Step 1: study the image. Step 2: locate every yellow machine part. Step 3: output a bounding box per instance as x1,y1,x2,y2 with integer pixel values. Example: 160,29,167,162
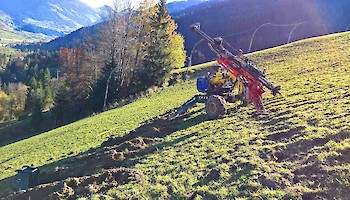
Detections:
210,69,229,85
210,69,245,95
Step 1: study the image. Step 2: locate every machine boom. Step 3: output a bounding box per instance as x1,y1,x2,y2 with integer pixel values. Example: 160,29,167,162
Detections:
190,23,281,113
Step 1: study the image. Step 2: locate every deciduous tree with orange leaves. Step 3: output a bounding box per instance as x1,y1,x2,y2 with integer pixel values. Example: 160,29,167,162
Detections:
54,47,95,121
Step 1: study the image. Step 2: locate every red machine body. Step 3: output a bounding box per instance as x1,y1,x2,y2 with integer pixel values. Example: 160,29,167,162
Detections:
217,57,265,112
191,23,281,113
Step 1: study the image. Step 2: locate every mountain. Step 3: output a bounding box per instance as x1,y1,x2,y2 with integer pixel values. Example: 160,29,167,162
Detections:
171,0,350,64
0,0,106,37
0,10,50,46
0,10,13,28
17,0,211,51
17,5,115,51
167,0,212,14
24,0,350,64
16,22,102,51
1,31,350,199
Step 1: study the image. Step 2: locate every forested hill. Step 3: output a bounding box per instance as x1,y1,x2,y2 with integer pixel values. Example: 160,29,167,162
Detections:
21,0,350,65
16,0,211,51
16,22,103,51
172,0,350,64
167,0,211,14
0,0,105,37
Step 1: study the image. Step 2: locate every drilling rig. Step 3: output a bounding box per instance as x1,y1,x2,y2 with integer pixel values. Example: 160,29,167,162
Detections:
169,23,281,120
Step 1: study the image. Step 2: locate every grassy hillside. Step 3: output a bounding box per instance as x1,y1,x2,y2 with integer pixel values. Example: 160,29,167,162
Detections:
0,84,198,194
0,26,44,45
174,0,350,64
0,12,48,46
1,31,350,199
0,46,18,55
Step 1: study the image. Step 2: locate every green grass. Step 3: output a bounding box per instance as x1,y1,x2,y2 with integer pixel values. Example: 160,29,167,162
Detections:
171,61,218,74
1,12,45,45
1,32,350,199
0,27,45,45
0,83,197,181
0,46,19,55
0,29,27,44
0,29,27,40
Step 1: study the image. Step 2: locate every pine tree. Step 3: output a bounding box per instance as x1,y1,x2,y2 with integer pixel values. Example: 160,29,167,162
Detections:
42,68,53,108
141,0,172,88
33,64,39,77
24,77,43,114
29,77,38,90
52,82,70,122
31,99,42,127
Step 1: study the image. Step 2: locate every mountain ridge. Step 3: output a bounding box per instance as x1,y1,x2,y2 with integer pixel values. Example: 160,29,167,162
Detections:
167,0,211,14
172,0,350,63
0,0,107,38
22,0,350,64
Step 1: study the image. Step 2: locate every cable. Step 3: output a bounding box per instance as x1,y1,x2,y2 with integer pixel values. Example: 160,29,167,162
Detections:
189,21,307,65
221,28,257,38
248,21,307,52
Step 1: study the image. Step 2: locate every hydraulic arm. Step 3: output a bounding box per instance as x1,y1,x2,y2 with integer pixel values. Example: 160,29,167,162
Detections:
169,23,281,120
190,23,281,113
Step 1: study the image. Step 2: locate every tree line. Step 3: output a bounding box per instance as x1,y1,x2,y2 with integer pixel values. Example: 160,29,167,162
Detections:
0,50,55,122
0,0,186,126
54,0,185,123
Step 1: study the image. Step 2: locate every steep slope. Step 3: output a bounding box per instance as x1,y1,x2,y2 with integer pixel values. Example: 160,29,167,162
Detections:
0,0,103,37
173,0,350,64
0,11,19,45
19,22,103,51
17,0,214,51
0,10,13,28
26,0,350,60
1,32,350,198
167,0,212,14
0,10,48,46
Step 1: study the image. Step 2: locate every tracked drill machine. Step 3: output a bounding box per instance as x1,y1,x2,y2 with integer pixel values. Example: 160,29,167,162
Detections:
169,23,281,120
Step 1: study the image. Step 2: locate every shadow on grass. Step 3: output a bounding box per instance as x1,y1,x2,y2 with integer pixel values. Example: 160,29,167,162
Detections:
273,130,350,163
258,110,350,199
191,157,255,199
0,109,208,198
0,112,70,148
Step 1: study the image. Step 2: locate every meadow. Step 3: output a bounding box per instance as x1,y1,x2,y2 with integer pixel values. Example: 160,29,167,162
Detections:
102,32,350,199
0,46,18,55
1,31,350,199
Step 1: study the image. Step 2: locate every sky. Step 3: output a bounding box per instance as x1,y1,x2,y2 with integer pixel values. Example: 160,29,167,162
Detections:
80,0,183,8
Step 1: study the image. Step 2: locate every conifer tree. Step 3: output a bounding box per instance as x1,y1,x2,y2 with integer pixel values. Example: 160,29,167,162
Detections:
31,99,42,127
42,68,53,108
52,82,70,122
24,77,44,114
141,0,172,88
